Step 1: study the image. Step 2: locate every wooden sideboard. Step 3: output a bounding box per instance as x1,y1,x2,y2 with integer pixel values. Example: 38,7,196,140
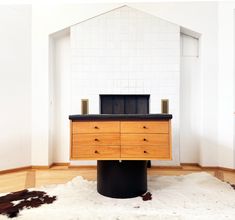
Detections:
69,114,172,161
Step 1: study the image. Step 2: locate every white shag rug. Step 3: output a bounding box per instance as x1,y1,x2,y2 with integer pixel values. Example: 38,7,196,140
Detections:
1,172,235,220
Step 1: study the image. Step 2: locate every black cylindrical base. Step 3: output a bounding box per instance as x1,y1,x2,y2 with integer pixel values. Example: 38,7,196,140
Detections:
97,160,147,198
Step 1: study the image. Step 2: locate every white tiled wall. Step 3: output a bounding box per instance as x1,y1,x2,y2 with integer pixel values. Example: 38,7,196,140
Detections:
70,6,180,165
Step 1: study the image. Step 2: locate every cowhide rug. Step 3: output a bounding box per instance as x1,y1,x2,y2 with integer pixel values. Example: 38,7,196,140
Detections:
0,189,56,218
1,172,235,220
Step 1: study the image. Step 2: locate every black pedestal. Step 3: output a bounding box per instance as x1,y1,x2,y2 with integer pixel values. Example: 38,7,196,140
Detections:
97,160,147,198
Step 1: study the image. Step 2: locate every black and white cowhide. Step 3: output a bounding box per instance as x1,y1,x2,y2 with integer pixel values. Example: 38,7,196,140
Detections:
0,189,56,218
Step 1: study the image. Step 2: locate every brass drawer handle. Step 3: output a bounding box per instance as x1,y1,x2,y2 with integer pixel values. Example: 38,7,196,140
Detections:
143,126,147,129
94,138,99,141
144,150,148,154
94,150,99,154
94,126,99,129
143,138,147,141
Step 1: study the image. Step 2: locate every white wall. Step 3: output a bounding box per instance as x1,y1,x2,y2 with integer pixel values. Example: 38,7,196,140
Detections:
50,30,71,163
70,6,180,166
180,34,201,163
0,2,233,170
32,3,124,166
0,5,31,170
31,2,219,167
31,2,235,168
217,2,235,169
131,2,219,166
130,2,221,167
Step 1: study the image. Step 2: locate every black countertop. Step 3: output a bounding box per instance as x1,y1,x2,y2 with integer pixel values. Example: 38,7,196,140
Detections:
69,114,172,121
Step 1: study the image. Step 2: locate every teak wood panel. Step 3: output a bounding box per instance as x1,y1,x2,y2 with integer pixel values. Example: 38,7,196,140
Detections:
73,133,120,146
168,120,172,161
120,121,168,133
121,145,170,159
72,121,120,134
71,145,120,159
121,134,168,146
70,120,172,160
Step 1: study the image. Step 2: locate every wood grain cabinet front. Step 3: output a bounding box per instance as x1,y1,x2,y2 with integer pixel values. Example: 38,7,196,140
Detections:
73,134,120,146
71,145,120,159
121,145,170,159
70,120,172,160
121,134,169,146
120,121,168,134
73,121,120,134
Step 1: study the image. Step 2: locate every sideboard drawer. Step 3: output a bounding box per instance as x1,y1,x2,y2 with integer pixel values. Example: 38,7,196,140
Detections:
121,134,168,146
72,121,120,134
73,133,120,146
71,145,120,159
70,118,172,160
121,145,170,159
120,121,169,134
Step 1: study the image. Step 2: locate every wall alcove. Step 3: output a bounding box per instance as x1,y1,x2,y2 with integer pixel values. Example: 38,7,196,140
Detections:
49,5,201,167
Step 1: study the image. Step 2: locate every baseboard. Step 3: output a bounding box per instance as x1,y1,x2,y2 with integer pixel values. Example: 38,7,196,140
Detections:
31,166,51,169
68,165,97,169
180,163,200,167
150,165,182,169
200,166,235,172
181,163,235,172
0,166,31,175
218,166,235,172
51,162,70,167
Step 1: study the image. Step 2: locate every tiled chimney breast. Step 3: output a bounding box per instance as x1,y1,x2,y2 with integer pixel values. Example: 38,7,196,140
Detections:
70,6,180,165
